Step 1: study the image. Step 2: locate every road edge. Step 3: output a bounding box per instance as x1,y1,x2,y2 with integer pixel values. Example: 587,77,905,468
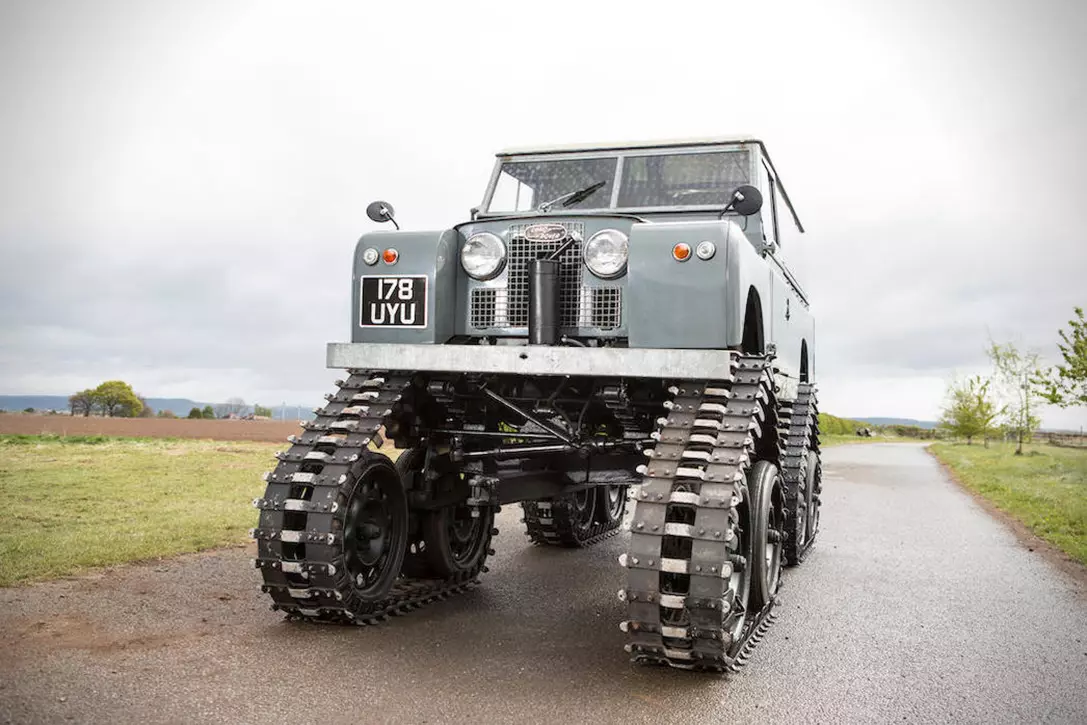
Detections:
926,446,1087,596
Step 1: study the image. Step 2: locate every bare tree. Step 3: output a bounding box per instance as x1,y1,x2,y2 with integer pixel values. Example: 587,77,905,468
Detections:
214,397,248,418
988,341,1042,455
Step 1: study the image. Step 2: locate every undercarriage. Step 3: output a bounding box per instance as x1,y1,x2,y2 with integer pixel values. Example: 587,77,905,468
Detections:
253,353,821,671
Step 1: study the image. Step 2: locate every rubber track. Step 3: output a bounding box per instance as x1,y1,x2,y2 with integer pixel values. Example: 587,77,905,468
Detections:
521,496,623,547
621,353,781,671
252,371,492,625
780,384,820,564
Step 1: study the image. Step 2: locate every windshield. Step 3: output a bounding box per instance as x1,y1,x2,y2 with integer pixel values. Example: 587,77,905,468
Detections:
487,157,618,213
617,151,750,207
485,148,751,214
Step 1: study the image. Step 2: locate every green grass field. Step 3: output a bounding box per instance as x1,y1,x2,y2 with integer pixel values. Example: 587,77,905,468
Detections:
821,433,899,447
929,442,1087,565
0,435,276,586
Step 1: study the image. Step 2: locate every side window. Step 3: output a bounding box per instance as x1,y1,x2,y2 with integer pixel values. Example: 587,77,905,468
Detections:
771,175,783,249
759,160,778,247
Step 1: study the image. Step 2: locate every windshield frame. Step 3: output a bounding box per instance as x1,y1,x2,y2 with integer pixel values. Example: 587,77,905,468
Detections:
479,143,756,217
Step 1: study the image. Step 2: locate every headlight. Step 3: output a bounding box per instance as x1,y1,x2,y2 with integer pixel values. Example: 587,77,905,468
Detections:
461,232,506,280
584,229,629,279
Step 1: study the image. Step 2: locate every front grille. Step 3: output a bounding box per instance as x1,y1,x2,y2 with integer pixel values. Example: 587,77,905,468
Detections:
468,221,622,332
507,226,583,327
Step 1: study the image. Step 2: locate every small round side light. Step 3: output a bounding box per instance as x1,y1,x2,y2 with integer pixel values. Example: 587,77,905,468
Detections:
696,241,716,260
382,248,399,265
672,243,692,262
362,248,380,266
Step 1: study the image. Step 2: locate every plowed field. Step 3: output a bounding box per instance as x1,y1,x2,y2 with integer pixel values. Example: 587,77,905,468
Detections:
0,414,301,442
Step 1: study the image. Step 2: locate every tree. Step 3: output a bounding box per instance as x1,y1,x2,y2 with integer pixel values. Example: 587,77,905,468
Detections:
23,407,35,414
201,405,215,419
254,404,273,418
939,375,1002,445
988,341,1042,455
136,395,154,418
187,407,203,419
69,389,98,417
157,409,178,418
215,397,247,418
94,380,143,417
1034,306,1087,409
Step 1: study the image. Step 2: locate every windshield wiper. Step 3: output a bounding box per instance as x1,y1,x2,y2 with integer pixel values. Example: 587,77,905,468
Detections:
537,180,607,212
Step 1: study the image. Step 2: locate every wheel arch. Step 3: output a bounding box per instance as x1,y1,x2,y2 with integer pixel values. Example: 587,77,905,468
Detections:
742,287,765,355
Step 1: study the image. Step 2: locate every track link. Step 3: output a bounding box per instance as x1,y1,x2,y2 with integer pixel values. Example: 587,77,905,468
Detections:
780,384,820,564
521,494,623,547
621,353,781,671
253,370,493,625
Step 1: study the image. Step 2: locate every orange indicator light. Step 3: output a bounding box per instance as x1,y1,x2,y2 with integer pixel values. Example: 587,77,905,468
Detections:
382,248,399,264
672,243,691,261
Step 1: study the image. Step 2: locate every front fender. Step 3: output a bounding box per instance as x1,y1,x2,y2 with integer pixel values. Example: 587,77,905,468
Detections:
351,229,458,343
628,220,750,348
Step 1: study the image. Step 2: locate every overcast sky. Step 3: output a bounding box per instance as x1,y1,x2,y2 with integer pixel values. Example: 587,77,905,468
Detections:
2,0,1085,427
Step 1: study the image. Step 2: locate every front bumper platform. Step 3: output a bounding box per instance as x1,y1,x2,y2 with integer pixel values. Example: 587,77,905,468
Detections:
326,343,737,380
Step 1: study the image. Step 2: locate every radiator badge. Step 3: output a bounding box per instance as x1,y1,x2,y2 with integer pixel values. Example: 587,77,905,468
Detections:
523,223,568,242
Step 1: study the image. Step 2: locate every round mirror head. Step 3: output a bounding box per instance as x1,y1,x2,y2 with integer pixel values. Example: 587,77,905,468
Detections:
730,185,763,216
366,200,396,224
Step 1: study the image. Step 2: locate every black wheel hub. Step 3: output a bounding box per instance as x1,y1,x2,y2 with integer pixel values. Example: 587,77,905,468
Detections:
605,485,625,519
446,503,485,567
570,489,596,533
344,470,406,595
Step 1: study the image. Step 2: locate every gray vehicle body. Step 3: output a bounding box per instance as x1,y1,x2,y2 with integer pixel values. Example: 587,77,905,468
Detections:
328,137,814,394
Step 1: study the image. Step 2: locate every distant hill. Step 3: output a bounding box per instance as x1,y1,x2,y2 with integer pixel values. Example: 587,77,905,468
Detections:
0,396,315,420
853,417,938,429
0,395,201,417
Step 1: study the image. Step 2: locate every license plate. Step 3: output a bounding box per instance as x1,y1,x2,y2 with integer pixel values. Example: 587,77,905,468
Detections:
359,276,428,328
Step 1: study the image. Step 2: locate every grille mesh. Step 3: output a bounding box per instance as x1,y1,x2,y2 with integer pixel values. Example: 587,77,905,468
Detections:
470,288,500,329
507,238,582,328
469,222,622,331
590,287,622,329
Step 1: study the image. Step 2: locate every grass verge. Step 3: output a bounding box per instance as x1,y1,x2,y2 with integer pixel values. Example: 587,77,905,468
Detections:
0,435,277,586
929,442,1087,566
821,433,901,447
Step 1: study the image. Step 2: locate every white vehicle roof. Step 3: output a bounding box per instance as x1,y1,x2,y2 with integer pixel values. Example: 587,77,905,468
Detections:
496,136,761,157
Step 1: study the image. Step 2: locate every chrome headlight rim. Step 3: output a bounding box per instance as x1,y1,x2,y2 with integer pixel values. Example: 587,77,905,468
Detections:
461,232,507,280
583,228,629,279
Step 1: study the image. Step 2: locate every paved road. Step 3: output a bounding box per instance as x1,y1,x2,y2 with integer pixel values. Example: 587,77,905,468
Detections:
2,443,1085,724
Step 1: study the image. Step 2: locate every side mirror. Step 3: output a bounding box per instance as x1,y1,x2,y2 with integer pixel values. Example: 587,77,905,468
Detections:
366,200,399,229
727,185,763,216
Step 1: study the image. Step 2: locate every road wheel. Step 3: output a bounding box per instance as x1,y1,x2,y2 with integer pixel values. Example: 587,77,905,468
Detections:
523,488,599,547
555,488,597,546
748,460,785,610
396,447,435,578
416,502,494,578
783,454,809,565
339,455,408,601
805,450,822,542
397,446,493,579
595,485,628,527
